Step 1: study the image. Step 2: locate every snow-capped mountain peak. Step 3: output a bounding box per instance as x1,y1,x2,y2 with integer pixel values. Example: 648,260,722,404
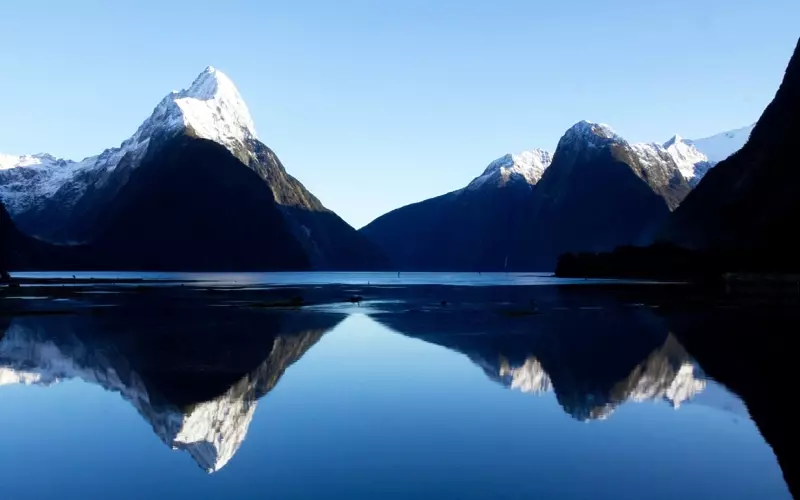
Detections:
663,134,682,148
467,149,553,190
553,121,718,190
170,66,258,147
563,120,621,143
661,135,709,181
0,66,259,219
0,153,68,171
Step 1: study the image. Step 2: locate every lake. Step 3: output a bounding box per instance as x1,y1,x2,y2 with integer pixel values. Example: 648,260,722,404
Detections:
9,270,671,286
0,278,793,499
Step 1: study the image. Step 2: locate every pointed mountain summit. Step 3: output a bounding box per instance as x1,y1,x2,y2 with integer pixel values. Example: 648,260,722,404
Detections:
361,148,553,270
467,149,553,190
0,67,386,271
165,65,258,151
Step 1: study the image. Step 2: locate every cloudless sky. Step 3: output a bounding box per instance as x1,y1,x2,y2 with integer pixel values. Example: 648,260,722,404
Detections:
1,0,798,228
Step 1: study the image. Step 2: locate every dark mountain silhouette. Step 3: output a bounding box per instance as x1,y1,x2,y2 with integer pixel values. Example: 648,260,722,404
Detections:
361,182,539,271
518,122,691,270
362,123,693,271
660,39,799,266
558,39,800,278
1,200,78,273
245,140,388,270
88,136,310,271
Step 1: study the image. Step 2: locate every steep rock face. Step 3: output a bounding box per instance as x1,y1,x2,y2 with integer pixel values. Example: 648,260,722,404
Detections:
361,150,552,270
0,67,385,270
246,141,388,269
89,136,309,271
661,39,800,266
515,121,692,269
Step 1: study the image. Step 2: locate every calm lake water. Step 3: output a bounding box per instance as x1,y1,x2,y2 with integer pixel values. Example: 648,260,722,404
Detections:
10,270,669,286
0,284,792,499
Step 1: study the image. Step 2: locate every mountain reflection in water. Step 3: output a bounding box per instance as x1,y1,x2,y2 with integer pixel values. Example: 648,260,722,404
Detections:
374,308,722,422
0,288,793,499
0,310,344,473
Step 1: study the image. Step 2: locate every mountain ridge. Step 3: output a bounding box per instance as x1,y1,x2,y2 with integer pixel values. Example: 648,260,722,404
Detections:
361,120,748,270
660,38,800,262
0,67,387,270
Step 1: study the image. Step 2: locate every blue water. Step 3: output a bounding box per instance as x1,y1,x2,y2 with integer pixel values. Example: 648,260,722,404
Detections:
10,270,671,286
0,303,789,499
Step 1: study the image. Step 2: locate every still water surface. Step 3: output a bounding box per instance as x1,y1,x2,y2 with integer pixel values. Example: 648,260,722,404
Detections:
10,270,669,286
0,292,790,499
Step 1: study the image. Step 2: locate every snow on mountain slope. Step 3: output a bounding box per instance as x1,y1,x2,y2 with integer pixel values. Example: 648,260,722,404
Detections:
560,120,713,187
662,135,710,182
0,66,256,217
467,149,553,190
687,124,755,163
172,66,257,149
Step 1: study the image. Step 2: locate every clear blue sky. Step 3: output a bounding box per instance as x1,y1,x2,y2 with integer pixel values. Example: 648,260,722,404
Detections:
1,0,797,228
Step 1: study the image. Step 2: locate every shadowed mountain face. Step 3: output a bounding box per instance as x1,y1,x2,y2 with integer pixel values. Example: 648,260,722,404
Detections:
360,150,552,271
516,125,688,270
661,38,800,268
2,135,388,272
362,122,695,271
361,185,539,271
1,202,16,276
88,136,310,271
246,140,388,270
1,200,78,272
0,310,344,472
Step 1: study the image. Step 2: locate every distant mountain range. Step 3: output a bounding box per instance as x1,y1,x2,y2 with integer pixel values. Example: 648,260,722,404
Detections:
361,120,750,271
0,67,386,271
557,37,800,278
4,40,794,274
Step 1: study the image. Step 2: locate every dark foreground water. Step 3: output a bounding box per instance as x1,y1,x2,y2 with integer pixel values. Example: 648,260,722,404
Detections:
0,283,793,499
